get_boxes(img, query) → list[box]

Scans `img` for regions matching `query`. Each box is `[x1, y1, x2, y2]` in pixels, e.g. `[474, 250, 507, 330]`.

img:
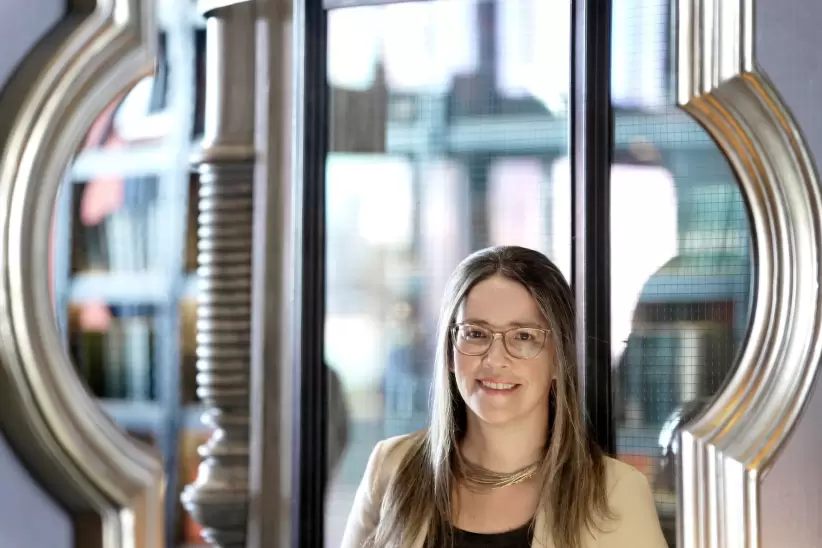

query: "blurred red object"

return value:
[78, 91, 127, 227]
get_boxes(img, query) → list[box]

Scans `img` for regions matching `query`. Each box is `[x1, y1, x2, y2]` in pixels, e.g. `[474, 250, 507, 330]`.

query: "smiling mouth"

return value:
[477, 379, 520, 391]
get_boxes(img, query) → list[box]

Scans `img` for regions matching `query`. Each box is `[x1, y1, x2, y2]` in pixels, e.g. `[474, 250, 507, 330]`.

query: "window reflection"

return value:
[609, 1, 753, 546]
[324, 0, 752, 546]
[487, 159, 553, 254]
[324, 1, 571, 546]
[550, 156, 680, 344]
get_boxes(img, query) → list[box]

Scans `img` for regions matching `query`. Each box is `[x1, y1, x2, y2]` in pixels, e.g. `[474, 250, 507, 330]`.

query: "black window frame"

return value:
[292, 1, 329, 548]
[570, 0, 614, 454]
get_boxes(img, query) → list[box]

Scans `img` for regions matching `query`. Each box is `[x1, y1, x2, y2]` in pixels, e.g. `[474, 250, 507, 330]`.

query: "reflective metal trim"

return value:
[180, 2, 257, 543]
[0, 0, 164, 546]
[677, 1, 822, 547]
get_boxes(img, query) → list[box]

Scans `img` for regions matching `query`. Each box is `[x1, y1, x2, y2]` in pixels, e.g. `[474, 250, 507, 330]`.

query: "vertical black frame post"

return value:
[292, 0, 328, 547]
[570, 0, 615, 455]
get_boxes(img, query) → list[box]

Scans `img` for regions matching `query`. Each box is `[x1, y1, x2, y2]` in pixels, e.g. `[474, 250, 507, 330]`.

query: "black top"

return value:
[450, 521, 533, 548]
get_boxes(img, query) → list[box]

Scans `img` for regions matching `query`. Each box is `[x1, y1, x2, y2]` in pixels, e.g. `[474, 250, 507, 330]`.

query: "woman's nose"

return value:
[484, 333, 511, 365]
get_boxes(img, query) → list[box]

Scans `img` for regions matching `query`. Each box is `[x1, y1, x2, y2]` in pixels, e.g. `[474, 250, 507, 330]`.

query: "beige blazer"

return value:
[341, 433, 668, 548]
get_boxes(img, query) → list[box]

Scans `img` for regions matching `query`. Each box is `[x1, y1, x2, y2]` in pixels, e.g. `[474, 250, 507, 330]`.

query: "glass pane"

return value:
[324, 1, 571, 545]
[609, 1, 753, 546]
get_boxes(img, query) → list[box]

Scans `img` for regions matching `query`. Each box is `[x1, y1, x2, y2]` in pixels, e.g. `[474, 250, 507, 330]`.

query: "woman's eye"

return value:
[515, 331, 533, 340]
[466, 330, 485, 339]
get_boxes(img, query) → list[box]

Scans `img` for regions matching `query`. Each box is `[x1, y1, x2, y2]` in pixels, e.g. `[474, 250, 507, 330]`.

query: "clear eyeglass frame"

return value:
[450, 322, 551, 360]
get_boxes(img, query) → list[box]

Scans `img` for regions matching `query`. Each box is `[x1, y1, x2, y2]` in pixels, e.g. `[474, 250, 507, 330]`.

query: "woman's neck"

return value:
[459, 412, 547, 473]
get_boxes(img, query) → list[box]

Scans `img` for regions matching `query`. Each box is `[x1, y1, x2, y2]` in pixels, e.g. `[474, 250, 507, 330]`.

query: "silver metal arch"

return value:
[0, 0, 164, 546]
[677, 1, 822, 547]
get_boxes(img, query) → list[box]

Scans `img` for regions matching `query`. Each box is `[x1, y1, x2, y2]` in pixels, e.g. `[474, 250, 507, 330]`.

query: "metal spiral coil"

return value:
[181, 161, 253, 548]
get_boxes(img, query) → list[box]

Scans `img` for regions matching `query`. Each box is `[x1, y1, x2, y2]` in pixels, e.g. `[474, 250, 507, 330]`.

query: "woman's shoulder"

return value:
[341, 432, 428, 548]
[376, 430, 423, 452]
[601, 456, 654, 495]
[600, 456, 663, 530]
[362, 431, 426, 493]
[369, 431, 424, 470]
[594, 457, 667, 546]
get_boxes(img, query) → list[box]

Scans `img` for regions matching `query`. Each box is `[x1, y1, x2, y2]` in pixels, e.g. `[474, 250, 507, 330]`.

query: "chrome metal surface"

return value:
[246, 0, 294, 544]
[677, 1, 822, 547]
[0, 0, 164, 546]
[180, 0, 255, 545]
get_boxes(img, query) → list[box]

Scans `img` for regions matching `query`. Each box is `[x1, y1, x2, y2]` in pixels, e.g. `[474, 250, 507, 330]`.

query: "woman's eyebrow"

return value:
[460, 318, 547, 329]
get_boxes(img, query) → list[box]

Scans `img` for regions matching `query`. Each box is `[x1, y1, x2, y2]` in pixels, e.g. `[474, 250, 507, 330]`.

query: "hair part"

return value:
[367, 246, 613, 548]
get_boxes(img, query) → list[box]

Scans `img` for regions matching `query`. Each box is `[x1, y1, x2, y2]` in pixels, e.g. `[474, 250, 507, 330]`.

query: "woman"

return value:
[341, 246, 666, 548]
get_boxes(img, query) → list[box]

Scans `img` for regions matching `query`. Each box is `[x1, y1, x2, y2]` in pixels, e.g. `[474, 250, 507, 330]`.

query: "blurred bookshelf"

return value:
[52, 1, 209, 545]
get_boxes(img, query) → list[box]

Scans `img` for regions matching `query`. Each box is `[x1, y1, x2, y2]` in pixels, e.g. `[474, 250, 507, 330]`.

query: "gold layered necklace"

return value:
[456, 452, 541, 490]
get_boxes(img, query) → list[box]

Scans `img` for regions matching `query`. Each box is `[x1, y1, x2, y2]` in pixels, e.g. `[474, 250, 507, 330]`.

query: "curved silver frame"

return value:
[0, 0, 164, 546]
[677, 1, 822, 547]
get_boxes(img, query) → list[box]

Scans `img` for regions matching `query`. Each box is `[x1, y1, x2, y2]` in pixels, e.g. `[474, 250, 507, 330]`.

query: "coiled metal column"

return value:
[181, 0, 255, 546]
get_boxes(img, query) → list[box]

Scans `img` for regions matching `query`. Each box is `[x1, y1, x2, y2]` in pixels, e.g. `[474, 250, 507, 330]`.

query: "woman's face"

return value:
[452, 275, 555, 427]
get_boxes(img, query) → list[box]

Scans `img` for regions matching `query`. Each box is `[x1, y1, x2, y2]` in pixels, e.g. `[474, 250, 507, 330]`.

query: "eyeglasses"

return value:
[451, 322, 550, 360]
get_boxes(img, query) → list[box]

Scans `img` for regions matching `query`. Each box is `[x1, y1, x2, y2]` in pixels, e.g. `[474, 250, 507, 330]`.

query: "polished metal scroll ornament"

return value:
[676, 1, 822, 547]
[181, 0, 256, 545]
[0, 0, 164, 545]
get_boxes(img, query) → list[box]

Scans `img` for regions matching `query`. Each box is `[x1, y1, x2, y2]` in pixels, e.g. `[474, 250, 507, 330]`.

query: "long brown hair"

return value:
[367, 246, 612, 548]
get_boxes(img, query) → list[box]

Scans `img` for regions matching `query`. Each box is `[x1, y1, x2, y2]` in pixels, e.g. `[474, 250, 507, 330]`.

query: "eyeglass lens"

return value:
[453, 323, 546, 359]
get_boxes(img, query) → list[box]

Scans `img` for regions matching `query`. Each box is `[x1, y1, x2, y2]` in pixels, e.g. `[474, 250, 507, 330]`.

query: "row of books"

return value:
[71, 179, 169, 273]
[68, 302, 201, 403]
[71, 315, 156, 400]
